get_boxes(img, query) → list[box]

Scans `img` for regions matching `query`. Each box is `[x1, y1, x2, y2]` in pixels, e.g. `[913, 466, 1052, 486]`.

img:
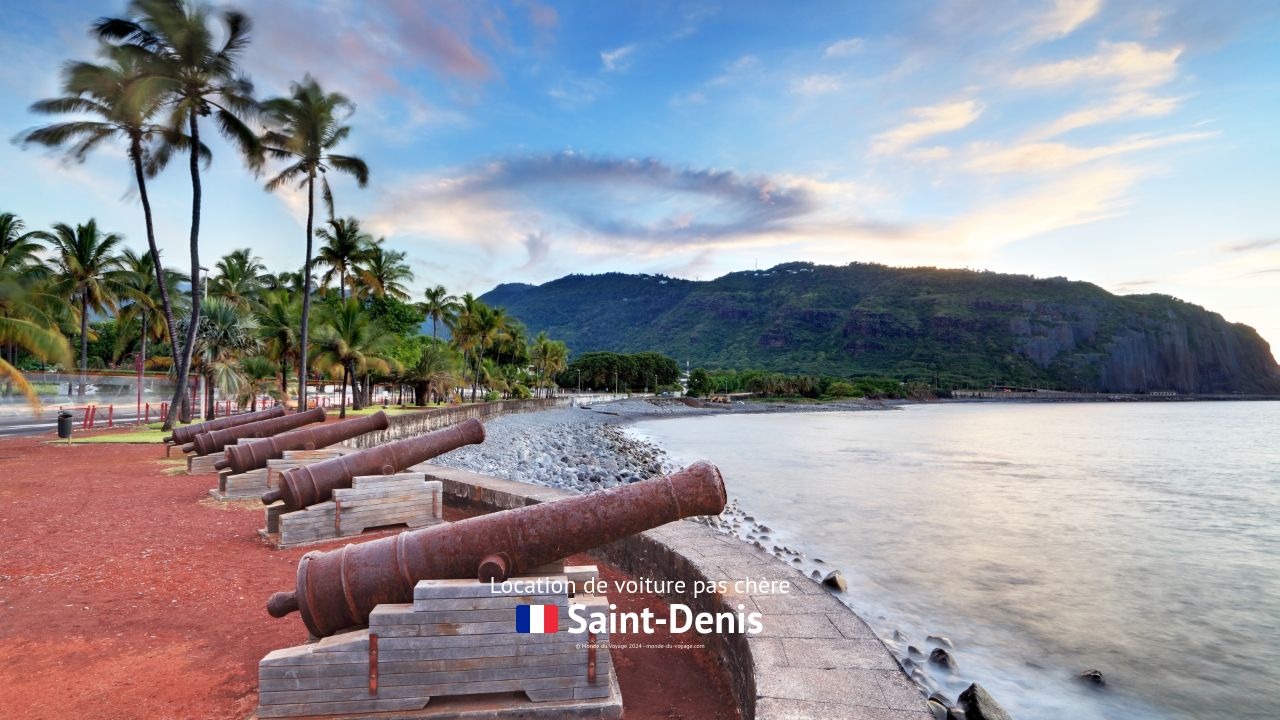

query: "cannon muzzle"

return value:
[217, 411, 390, 474]
[186, 407, 326, 456]
[164, 405, 286, 444]
[261, 418, 485, 509]
[268, 460, 726, 637]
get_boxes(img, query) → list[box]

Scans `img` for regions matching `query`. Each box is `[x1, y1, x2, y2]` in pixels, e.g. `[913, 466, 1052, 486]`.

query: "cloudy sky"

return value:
[2, 0, 1278, 349]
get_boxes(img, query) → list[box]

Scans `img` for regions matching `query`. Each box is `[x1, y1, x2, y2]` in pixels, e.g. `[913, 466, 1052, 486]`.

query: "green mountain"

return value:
[480, 262, 1280, 394]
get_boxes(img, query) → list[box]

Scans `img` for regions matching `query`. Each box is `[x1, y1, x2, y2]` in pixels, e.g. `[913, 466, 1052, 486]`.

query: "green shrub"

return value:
[826, 381, 860, 398]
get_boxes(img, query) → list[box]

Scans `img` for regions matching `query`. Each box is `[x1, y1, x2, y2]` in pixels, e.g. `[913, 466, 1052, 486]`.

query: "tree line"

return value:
[0, 0, 576, 424]
[0, 0, 583, 420]
[0, 214, 572, 418]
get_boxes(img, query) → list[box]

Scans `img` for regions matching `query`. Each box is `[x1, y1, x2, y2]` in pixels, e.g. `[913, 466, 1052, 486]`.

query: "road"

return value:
[0, 405, 159, 439]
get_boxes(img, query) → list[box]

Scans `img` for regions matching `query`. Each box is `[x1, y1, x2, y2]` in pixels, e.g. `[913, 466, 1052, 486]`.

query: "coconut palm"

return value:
[20, 44, 199, 389]
[530, 332, 569, 398]
[95, 0, 261, 429]
[258, 76, 369, 412]
[448, 293, 484, 401]
[46, 220, 128, 398]
[0, 275, 72, 410]
[409, 340, 460, 406]
[0, 213, 51, 279]
[1, 213, 53, 370]
[355, 238, 413, 301]
[313, 217, 370, 301]
[210, 248, 265, 308]
[182, 296, 260, 419]
[311, 298, 390, 419]
[237, 354, 282, 411]
[419, 285, 457, 341]
[256, 289, 299, 400]
[113, 248, 184, 373]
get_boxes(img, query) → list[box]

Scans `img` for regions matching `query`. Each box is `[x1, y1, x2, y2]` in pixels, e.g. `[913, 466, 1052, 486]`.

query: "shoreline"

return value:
[433, 398, 963, 704]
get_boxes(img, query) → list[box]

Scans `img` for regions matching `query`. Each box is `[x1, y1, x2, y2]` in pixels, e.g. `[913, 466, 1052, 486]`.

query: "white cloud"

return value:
[941, 165, 1143, 254]
[792, 74, 842, 96]
[824, 37, 864, 58]
[870, 100, 985, 156]
[1026, 0, 1103, 43]
[600, 45, 636, 72]
[1028, 92, 1182, 140]
[964, 131, 1214, 174]
[1011, 41, 1183, 90]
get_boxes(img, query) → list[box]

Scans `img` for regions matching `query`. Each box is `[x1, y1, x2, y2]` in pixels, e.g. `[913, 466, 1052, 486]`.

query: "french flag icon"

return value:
[515, 604, 559, 634]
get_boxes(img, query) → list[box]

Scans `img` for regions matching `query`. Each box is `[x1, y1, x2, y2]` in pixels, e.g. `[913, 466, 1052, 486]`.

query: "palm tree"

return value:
[259, 76, 369, 412]
[420, 285, 457, 341]
[0, 276, 72, 411]
[20, 43, 199, 397]
[95, 0, 261, 429]
[46, 220, 127, 398]
[0, 213, 52, 370]
[183, 296, 260, 419]
[470, 304, 504, 402]
[113, 248, 183, 374]
[311, 298, 390, 419]
[448, 293, 483, 401]
[530, 332, 569, 398]
[256, 289, 299, 400]
[356, 238, 413, 301]
[210, 248, 265, 308]
[237, 354, 282, 411]
[409, 340, 461, 406]
[313, 217, 371, 301]
[0, 213, 50, 278]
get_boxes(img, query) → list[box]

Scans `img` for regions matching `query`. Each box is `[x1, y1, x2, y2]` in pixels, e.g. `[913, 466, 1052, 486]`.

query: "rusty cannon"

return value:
[184, 406, 327, 456]
[214, 410, 390, 473]
[261, 418, 486, 510]
[164, 404, 285, 445]
[266, 460, 726, 637]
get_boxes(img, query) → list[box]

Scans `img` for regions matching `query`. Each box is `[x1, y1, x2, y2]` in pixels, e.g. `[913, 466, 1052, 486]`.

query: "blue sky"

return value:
[2, 0, 1278, 351]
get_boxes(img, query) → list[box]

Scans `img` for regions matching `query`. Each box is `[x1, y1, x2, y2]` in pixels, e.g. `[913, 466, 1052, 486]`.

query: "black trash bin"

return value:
[57, 411, 74, 440]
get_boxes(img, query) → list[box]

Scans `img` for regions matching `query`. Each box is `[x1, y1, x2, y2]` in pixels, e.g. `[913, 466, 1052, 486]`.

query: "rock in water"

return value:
[958, 683, 1012, 720]
[929, 647, 957, 670]
[927, 699, 949, 720]
[927, 634, 954, 648]
[821, 570, 847, 592]
[1078, 668, 1106, 687]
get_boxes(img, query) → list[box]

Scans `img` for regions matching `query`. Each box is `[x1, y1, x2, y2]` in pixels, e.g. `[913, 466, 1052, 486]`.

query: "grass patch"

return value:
[53, 428, 170, 444]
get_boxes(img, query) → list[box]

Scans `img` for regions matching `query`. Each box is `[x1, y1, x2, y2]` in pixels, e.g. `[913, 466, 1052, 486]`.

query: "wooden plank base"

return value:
[255, 570, 618, 719]
[265, 474, 445, 549]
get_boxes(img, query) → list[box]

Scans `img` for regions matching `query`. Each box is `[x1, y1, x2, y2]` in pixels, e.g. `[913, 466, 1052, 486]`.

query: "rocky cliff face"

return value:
[481, 263, 1280, 394]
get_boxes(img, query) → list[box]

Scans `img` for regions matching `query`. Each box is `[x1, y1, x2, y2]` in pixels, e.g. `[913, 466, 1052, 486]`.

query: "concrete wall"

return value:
[416, 463, 932, 720]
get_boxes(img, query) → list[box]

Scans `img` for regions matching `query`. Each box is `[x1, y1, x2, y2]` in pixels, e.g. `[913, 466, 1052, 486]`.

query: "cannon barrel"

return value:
[164, 405, 285, 444]
[267, 460, 726, 637]
[261, 418, 486, 510]
[214, 411, 391, 473]
[184, 406, 327, 456]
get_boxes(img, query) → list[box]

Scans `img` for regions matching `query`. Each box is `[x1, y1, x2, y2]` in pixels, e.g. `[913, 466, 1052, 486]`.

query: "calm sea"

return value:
[630, 402, 1280, 720]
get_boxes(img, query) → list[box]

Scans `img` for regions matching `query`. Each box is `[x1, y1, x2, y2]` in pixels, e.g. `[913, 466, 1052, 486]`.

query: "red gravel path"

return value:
[0, 432, 739, 720]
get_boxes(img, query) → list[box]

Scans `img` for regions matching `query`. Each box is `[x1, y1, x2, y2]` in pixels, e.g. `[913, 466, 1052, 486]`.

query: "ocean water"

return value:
[630, 402, 1280, 720]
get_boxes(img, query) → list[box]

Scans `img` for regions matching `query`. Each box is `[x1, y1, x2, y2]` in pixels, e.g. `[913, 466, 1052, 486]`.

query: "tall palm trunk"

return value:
[279, 356, 289, 398]
[139, 309, 148, 411]
[338, 363, 349, 419]
[166, 113, 204, 428]
[78, 293, 88, 399]
[205, 371, 215, 419]
[298, 172, 315, 411]
[130, 135, 178, 427]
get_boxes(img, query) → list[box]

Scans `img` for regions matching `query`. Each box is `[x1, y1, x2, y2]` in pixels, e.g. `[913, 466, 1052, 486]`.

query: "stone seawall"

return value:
[416, 462, 932, 720]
